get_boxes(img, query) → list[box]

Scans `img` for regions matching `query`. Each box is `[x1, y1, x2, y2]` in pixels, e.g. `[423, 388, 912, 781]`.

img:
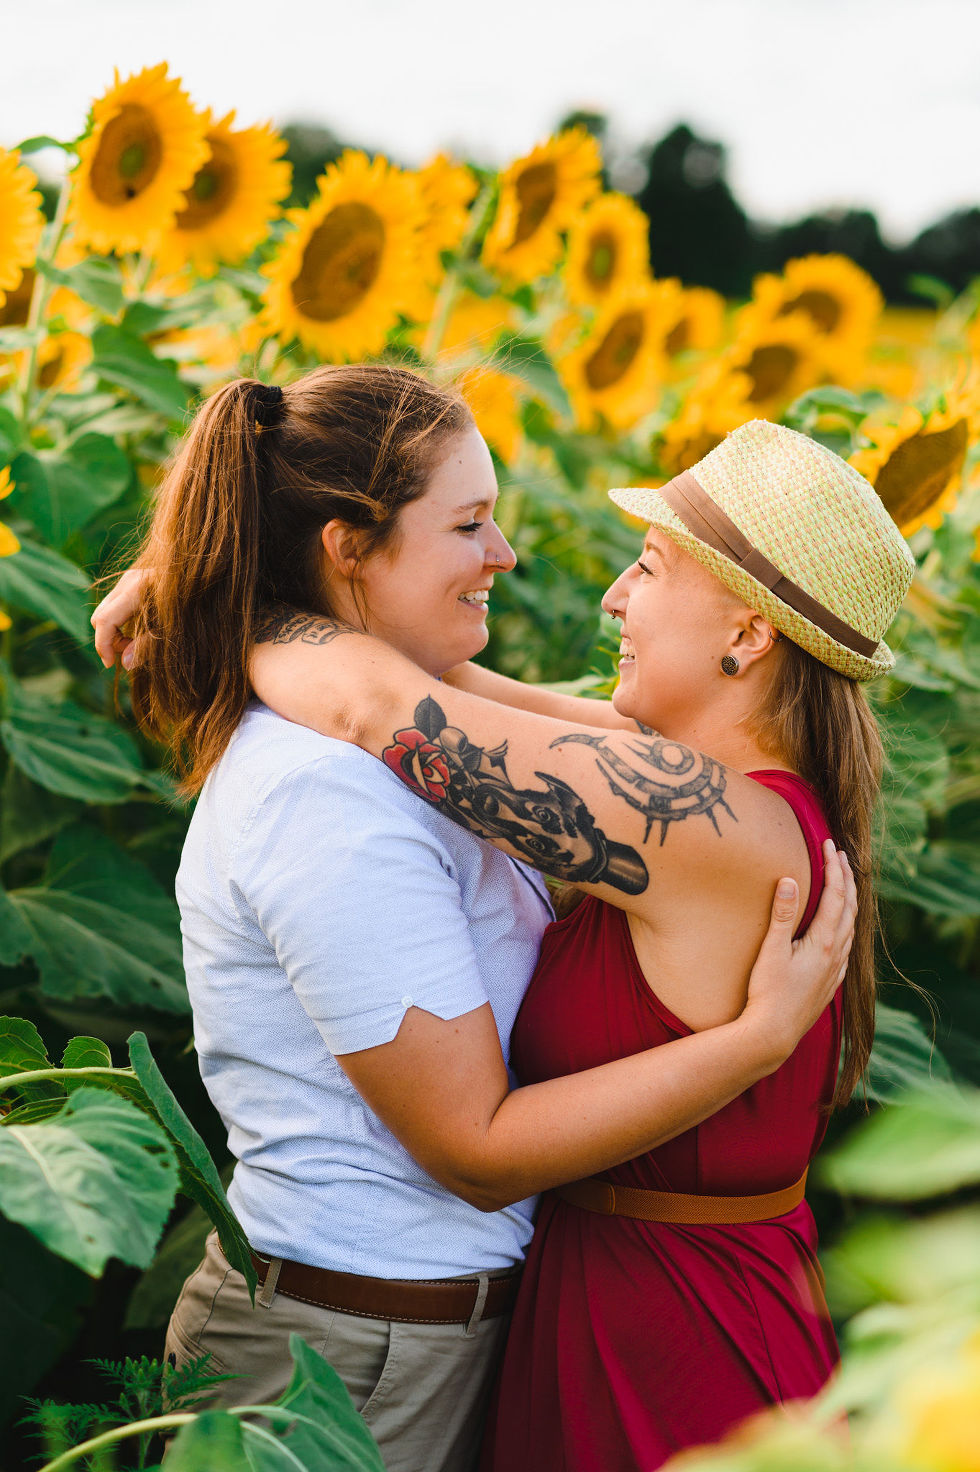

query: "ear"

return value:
[320, 519, 363, 577]
[727, 612, 780, 673]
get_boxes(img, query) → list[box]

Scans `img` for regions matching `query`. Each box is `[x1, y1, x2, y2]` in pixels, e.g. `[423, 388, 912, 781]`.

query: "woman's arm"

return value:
[443, 661, 646, 731]
[250, 611, 805, 926]
[338, 857, 852, 1211]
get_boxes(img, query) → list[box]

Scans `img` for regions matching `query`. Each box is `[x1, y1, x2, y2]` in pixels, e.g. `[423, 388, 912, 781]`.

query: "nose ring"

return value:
[495, 552, 501, 565]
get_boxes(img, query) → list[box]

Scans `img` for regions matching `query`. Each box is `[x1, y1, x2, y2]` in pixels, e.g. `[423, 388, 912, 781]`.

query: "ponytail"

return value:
[128, 365, 472, 792]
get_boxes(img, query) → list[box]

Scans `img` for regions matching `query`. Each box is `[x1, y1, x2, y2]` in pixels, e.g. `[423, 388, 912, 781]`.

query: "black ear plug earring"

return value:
[721, 655, 739, 676]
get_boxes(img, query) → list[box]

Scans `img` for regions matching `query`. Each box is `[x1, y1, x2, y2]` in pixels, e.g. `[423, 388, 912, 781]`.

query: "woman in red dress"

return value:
[245, 418, 912, 1468]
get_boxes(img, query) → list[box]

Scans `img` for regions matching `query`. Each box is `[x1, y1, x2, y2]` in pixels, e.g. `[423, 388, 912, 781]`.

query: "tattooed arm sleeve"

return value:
[250, 610, 779, 916]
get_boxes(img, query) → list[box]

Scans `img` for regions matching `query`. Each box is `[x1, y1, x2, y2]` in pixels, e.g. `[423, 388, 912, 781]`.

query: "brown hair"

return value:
[751, 638, 883, 1108]
[129, 364, 473, 792]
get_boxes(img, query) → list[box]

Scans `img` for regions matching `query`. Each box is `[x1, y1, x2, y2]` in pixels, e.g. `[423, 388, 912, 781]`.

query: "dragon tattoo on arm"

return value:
[382, 697, 736, 896]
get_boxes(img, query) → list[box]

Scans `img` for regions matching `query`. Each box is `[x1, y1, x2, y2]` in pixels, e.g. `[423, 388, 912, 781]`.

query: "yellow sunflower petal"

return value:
[0, 466, 13, 500]
[746, 254, 883, 386]
[559, 282, 673, 431]
[850, 390, 980, 535]
[482, 128, 601, 285]
[261, 150, 427, 361]
[417, 153, 478, 264]
[655, 372, 753, 477]
[0, 608, 10, 630]
[0, 148, 45, 303]
[0, 518, 20, 556]
[663, 285, 727, 359]
[563, 192, 650, 308]
[68, 63, 210, 255]
[458, 364, 523, 463]
[154, 110, 291, 277]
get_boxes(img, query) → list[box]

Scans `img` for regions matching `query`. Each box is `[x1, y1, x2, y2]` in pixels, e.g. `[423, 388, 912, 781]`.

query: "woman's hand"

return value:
[91, 567, 147, 669]
[740, 841, 856, 1069]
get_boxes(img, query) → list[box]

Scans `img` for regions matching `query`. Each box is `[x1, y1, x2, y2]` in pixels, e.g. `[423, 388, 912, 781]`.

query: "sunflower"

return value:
[850, 392, 980, 536]
[0, 148, 44, 306]
[482, 128, 601, 284]
[559, 283, 672, 431]
[417, 154, 478, 266]
[563, 193, 650, 307]
[0, 466, 19, 629]
[261, 150, 426, 361]
[655, 375, 753, 478]
[69, 63, 209, 255]
[746, 254, 882, 384]
[154, 111, 291, 276]
[663, 285, 727, 360]
[0, 269, 93, 391]
[458, 364, 523, 463]
[713, 311, 824, 415]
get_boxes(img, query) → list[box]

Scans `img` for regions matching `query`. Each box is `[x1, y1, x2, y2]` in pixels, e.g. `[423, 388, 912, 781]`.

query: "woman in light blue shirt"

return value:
[93, 364, 853, 1472]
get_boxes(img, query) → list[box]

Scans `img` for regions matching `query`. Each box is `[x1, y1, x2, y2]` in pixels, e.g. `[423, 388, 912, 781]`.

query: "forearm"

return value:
[436, 1018, 783, 1211]
[444, 661, 632, 729]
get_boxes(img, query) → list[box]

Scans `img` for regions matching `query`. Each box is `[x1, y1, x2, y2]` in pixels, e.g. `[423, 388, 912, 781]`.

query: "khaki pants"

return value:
[165, 1232, 511, 1472]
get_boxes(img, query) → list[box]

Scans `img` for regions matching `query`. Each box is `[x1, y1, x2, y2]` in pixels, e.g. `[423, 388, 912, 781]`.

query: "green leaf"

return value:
[165, 1410, 249, 1470]
[490, 334, 572, 417]
[15, 134, 73, 155]
[8, 887, 187, 1012]
[62, 1036, 113, 1070]
[0, 1087, 178, 1275]
[0, 536, 93, 643]
[8, 436, 131, 546]
[1, 680, 150, 803]
[0, 1214, 93, 1428]
[0, 403, 20, 460]
[819, 1088, 980, 1199]
[0, 764, 80, 863]
[91, 323, 191, 421]
[0, 883, 36, 967]
[865, 1004, 954, 1102]
[0, 1015, 62, 1105]
[35, 256, 125, 318]
[128, 1033, 256, 1295]
[0, 326, 45, 353]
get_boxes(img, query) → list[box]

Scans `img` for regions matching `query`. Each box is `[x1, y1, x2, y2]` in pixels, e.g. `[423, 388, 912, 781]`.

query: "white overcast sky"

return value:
[3, 0, 978, 243]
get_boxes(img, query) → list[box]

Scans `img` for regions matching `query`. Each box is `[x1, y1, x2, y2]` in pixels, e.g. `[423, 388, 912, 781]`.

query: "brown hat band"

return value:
[657, 470, 879, 658]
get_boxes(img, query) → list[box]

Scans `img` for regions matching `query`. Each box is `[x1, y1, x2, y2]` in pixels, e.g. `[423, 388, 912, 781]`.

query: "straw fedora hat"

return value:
[609, 420, 915, 681]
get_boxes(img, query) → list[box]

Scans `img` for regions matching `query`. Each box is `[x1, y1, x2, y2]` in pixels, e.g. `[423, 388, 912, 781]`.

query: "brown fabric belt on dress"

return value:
[657, 470, 878, 658]
[554, 1168, 808, 1224]
[249, 1252, 522, 1324]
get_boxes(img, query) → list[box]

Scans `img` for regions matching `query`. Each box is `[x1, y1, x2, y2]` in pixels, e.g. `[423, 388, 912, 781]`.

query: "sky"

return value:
[3, 0, 979, 243]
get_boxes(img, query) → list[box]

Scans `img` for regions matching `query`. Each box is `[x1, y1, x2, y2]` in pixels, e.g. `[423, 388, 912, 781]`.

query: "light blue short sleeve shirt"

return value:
[177, 703, 553, 1277]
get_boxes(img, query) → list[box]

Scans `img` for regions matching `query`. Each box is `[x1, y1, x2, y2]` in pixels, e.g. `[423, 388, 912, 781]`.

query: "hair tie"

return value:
[254, 382, 284, 430]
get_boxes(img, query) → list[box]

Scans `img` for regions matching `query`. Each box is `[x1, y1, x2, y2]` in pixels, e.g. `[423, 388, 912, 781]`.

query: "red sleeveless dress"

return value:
[481, 772, 843, 1472]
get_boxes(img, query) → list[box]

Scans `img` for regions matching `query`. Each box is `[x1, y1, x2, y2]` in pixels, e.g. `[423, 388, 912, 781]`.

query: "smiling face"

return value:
[350, 425, 516, 677]
[602, 527, 751, 735]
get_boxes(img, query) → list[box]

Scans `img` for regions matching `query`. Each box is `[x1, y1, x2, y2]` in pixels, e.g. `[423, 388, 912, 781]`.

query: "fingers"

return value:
[91, 568, 145, 668]
[768, 876, 799, 930]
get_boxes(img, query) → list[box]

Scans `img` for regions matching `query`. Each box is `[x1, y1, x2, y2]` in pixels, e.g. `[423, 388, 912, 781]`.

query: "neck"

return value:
[657, 690, 793, 777]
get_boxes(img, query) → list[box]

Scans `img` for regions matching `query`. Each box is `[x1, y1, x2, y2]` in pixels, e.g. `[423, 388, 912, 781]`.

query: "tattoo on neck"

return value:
[253, 606, 355, 647]
[552, 732, 735, 845]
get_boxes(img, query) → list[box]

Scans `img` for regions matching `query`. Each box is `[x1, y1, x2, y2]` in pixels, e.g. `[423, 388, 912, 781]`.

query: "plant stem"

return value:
[37, 1413, 196, 1472]
[0, 1065, 136, 1092]
[19, 178, 72, 432]
[422, 180, 496, 365]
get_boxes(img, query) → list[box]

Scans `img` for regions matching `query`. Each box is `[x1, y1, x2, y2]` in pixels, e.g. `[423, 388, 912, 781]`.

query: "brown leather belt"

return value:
[555, 1169, 808, 1224]
[250, 1253, 522, 1324]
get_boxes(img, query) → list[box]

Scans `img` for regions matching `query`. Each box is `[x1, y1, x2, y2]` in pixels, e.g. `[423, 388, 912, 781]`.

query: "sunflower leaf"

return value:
[35, 257, 125, 319]
[0, 536, 92, 643]
[15, 135, 74, 156]
[490, 334, 572, 418]
[91, 324, 191, 422]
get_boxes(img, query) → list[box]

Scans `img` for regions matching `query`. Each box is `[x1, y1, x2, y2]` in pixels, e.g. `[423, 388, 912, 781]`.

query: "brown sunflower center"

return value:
[665, 317, 690, 356]
[744, 344, 798, 402]
[511, 163, 557, 246]
[89, 105, 163, 205]
[665, 431, 724, 474]
[586, 231, 617, 286]
[0, 269, 33, 326]
[290, 202, 386, 322]
[585, 311, 645, 390]
[176, 136, 239, 230]
[874, 419, 969, 527]
[777, 289, 842, 333]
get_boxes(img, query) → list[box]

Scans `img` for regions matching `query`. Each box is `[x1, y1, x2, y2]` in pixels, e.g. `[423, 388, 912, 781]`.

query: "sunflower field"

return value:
[0, 61, 978, 1471]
